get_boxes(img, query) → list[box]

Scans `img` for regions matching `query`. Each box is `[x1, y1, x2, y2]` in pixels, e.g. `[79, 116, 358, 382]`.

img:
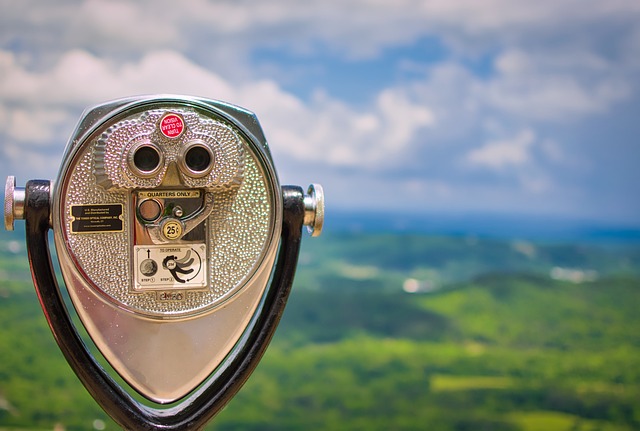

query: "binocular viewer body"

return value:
[5, 95, 323, 429]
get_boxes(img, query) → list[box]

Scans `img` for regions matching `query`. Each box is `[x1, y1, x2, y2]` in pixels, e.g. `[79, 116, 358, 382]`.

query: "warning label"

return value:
[133, 244, 207, 291]
[159, 113, 185, 138]
[70, 204, 123, 233]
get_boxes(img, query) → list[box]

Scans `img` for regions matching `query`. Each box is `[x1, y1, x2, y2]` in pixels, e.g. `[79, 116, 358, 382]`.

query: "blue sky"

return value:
[1, 0, 639, 225]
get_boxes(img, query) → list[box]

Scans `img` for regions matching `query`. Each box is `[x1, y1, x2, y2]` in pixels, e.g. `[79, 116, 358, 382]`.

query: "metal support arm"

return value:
[25, 179, 305, 430]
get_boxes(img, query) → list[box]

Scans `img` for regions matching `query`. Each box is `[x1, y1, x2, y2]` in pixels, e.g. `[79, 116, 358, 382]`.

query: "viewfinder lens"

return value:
[133, 145, 161, 173]
[182, 143, 214, 176]
[185, 146, 211, 172]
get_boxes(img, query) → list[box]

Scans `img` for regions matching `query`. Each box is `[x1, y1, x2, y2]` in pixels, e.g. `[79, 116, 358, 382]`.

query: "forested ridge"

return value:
[0, 232, 638, 430]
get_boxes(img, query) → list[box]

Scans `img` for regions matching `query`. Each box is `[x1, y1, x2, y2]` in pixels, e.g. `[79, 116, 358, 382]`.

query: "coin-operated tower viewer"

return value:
[4, 95, 324, 430]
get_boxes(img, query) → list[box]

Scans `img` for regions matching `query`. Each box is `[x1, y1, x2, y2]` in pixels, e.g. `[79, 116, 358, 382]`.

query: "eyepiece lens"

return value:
[133, 146, 161, 173]
[185, 146, 212, 173]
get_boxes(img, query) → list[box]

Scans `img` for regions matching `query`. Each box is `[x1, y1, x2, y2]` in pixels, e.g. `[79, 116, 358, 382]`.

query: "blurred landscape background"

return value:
[1, 215, 639, 430]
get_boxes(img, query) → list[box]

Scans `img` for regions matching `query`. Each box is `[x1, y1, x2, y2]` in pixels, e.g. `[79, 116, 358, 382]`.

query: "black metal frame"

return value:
[24, 179, 305, 430]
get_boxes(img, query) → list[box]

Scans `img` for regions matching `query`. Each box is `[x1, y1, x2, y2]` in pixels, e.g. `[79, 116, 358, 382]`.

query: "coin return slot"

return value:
[139, 199, 162, 222]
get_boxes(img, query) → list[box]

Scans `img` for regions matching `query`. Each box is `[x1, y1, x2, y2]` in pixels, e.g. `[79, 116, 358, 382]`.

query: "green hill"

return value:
[0, 233, 638, 430]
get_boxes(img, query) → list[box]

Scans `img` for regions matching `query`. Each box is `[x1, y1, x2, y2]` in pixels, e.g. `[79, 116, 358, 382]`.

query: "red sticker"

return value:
[160, 113, 184, 138]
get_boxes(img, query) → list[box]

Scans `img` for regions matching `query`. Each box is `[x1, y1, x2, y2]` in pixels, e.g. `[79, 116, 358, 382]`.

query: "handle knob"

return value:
[4, 176, 25, 231]
[303, 183, 324, 237]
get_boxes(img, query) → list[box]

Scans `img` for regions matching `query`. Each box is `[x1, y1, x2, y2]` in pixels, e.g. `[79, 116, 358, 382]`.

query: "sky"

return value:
[1, 0, 639, 225]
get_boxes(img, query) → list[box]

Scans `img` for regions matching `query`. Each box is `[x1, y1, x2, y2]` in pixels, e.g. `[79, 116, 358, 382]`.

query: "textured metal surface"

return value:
[4, 176, 15, 231]
[93, 108, 245, 190]
[55, 103, 276, 318]
[50, 96, 283, 402]
[4, 175, 25, 231]
[57, 243, 277, 403]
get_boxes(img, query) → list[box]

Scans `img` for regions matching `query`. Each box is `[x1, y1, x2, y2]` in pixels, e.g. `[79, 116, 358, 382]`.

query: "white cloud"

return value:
[248, 84, 435, 168]
[519, 173, 551, 194]
[484, 49, 631, 121]
[0, 49, 237, 106]
[6, 109, 71, 144]
[539, 139, 564, 164]
[6, 0, 640, 64]
[69, 0, 177, 49]
[3, 2, 637, 125]
[465, 129, 536, 170]
[0, 48, 436, 184]
[462, 128, 555, 196]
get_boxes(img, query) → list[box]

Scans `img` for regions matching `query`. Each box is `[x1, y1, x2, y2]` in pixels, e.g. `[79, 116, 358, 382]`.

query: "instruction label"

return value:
[134, 244, 207, 291]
